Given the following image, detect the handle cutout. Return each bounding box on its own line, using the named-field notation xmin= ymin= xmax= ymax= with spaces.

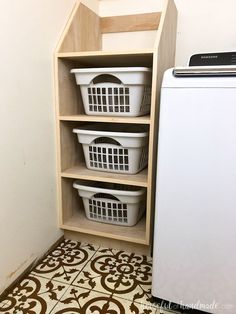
xmin=93 ymin=193 xmax=120 ymax=201
xmin=94 ymin=137 xmax=121 ymax=146
xmin=92 ymin=74 xmax=122 ymax=85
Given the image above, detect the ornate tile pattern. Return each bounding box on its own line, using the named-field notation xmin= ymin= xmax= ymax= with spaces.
xmin=32 ymin=240 xmax=98 ymax=284
xmin=0 ymin=239 xmax=177 ymax=314
xmin=0 ymin=275 xmax=68 ymax=314
xmin=73 ymin=247 xmax=153 ymax=306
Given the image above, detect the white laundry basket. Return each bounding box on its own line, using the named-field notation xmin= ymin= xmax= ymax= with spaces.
xmin=71 ymin=67 xmax=152 ymax=116
xmin=73 ymin=124 xmax=149 ymax=174
xmin=73 ymin=181 xmax=146 ymax=226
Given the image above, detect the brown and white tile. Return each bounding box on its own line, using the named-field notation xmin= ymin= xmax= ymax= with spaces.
xmin=0 ymin=275 xmax=68 ymax=314
xmin=72 ymin=247 xmax=154 ymax=307
xmin=32 ymin=239 xmax=98 ymax=284
xmin=0 ymin=239 xmax=180 ymax=314
xmin=50 ymin=285 xmax=157 ymax=314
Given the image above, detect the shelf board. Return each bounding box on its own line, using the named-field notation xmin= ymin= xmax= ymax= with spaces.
xmin=59 ymin=114 xmax=150 ymax=124
xmin=57 ymin=49 xmax=154 ymax=58
xmin=56 ymin=50 xmax=154 ymax=67
xmin=61 ymin=210 xmax=147 ymax=245
xmin=61 ymin=165 xmax=148 ymax=187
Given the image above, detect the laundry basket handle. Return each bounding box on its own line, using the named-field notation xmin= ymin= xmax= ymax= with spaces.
xmin=94 ymin=137 xmax=121 ymax=146
xmin=92 ymin=74 xmax=122 ymax=85
xmin=93 ymin=193 xmax=120 ymax=201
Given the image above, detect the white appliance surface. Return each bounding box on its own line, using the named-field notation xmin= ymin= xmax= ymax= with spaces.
xmin=152 ymin=69 xmax=236 ymax=314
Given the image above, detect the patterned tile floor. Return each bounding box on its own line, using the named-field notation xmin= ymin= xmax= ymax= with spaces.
xmin=0 ymin=239 xmax=176 ymax=314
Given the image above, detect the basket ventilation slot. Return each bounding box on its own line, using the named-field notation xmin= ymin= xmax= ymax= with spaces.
xmin=89 ymin=146 xmax=129 ymax=171
xmin=88 ymin=87 xmax=130 ymax=113
xmin=88 ymin=198 xmax=128 ymax=223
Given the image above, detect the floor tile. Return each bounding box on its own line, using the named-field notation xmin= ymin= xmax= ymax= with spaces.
xmin=50 ymin=285 xmax=157 ymax=314
xmin=0 ymin=239 xmax=181 ymax=314
xmin=32 ymin=239 xmax=98 ymax=284
xmin=72 ymin=247 xmax=154 ymax=307
xmin=0 ymin=275 xmax=68 ymax=314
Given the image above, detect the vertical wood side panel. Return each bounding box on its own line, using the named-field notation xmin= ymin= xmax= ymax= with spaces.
xmin=146 ymin=0 xmax=178 ymax=244
xmin=54 ymin=56 xmax=63 ymax=226
xmin=56 ymin=1 xmax=82 ymax=53
xmin=58 ymin=59 xmax=83 ymax=116
xmin=59 ymin=3 xmax=102 ymax=53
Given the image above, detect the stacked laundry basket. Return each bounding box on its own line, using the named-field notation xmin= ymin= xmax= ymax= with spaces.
xmin=71 ymin=67 xmax=151 ymax=226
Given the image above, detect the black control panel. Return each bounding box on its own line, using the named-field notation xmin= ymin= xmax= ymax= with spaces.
xmin=189 ymin=52 xmax=236 ymax=66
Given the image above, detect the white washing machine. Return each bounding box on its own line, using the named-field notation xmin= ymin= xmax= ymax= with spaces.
xmin=152 ymin=66 xmax=236 ymax=314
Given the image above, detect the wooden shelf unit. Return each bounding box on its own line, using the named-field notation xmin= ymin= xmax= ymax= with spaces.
xmin=54 ymin=0 xmax=177 ymax=254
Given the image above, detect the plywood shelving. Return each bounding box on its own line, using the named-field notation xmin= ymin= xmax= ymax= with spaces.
xmin=54 ymin=0 xmax=177 ymax=254
xmin=59 ymin=115 xmax=151 ymax=124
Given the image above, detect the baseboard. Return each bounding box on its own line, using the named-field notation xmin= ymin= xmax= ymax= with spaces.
xmin=0 ymin=235 xmax=64 ymax=301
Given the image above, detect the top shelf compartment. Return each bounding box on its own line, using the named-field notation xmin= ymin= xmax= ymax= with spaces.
xmin=56 ymin=0 xmax=176 ymax=54
xmin=56 ymin=52 xmax=153 ymax=117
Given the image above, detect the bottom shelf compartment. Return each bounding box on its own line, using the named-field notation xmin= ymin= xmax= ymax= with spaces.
xmin=62 ymin=210 xmax=147 ymax=244
xmin=60 ymin=177 xmax=147 ymax=245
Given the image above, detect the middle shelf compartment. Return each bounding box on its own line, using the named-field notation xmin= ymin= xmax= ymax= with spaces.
xmin=59 ymin=121 xmax=149 ymax=187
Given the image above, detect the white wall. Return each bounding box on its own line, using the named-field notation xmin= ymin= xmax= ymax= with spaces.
xmin=1 ymin=0 xmax=236 ymax=294
xmin=0 ymin=0 xmax=75 ymax=293
xmin=174 ymin=0 xmax=236 ymax=65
